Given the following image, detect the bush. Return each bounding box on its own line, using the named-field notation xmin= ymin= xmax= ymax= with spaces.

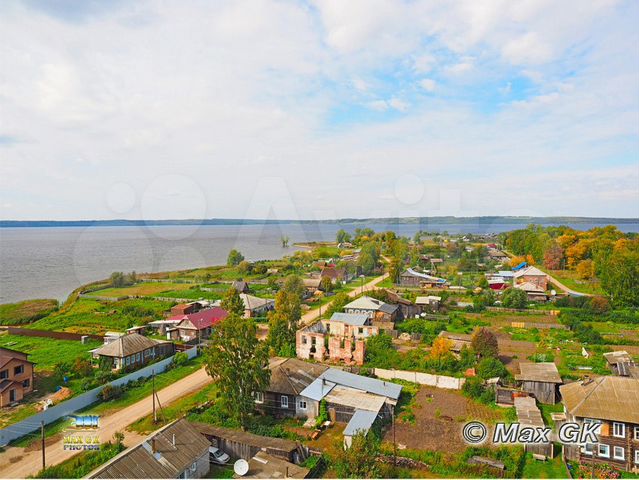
xmin=502 ymin=288 xmax=528 ymax=309
xmin=476 ymin=357 xmax=508 ymax=380
xmin=171 ymin=352 xmax=188 ymax=368
xmin=100 ymin=384 xmax=122 ymax=401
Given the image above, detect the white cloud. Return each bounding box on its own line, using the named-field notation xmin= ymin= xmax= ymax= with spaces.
xmin=419 ymin=78 xmax=437 ymax=92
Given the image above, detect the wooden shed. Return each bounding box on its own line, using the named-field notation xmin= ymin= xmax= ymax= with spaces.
xmin=515 ymin=362 xmax=563 ymax=404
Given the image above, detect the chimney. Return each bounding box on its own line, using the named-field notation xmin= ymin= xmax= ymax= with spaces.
xmin=172 ymin=434 xmax=176 ymax=446
xmin=151 ymin=438 xmax=156 ymax=453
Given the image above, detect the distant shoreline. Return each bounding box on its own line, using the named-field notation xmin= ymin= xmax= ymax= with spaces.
xmin=1 ymin=216 xmax=638 ymax=228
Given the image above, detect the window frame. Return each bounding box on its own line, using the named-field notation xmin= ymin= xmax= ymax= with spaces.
xmin=612 ymin=422 xmax=625 ymax=438
xmin=254 ymin=392 xmax=264 ymax=404
xmin=298 ymin=400 xmax=307 ymax=410
xmin=613 ymin=446 xmax=624 ymax=461
xmin=584 ymin=418 xmax=602 ymax=436
xmin=598 ymin=444 xmax=610 ymax=458
xmin=14 ymin=365 xmax=24 ymax=375
xmin=635 ymin=449 xmax=639 ymax=464
xmin=634 ymin=426 xmax=639 ymax=441
xmin=280 ymin=395 xmax=289 ymax=408
xmin=583 ymin=443 xmax=594 ymax=456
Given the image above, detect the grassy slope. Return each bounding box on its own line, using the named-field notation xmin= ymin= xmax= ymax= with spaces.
xmin=0 ymin=299 xmax=58 ymax=325
xmin=0 ymin=334 xmax=101 ymax=370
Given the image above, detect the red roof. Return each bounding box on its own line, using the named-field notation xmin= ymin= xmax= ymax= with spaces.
xmin=173 ymin=307 xmax=228 ymax=330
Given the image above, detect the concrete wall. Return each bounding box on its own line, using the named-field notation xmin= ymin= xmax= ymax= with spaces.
xmin=373 ymin=368 xmax=465 ymax=390
xmin=0 ymin=347 xmax=197 ymax=446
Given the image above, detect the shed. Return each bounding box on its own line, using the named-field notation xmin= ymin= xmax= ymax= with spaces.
xmin=238 ymin=451 xmax=309 ymax=479
xmin=515 ymin=362 xmax=562 ymax=404
xmin=343 ymin=409 xmax=379 ymax=448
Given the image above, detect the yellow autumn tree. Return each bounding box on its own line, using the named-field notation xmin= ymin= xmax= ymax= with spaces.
xmin=430 ymin=337 xmax=453 ymax=360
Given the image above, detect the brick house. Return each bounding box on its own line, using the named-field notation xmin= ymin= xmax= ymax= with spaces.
xmin=170 ymin=302 xmax=202 ymax=316
xmin=296 ymin=313 xmax=372 ymax=365
xmin=560 ymin=376 xmax=639 ymax=473
xmin=513 ymin=266 xmax=549 ymax=291
xmin=0 ymin=347 xmax=35 ymax=407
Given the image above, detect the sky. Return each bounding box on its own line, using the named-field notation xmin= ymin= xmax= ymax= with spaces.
xmin=1 ymin=0 xmax=638 ymax=221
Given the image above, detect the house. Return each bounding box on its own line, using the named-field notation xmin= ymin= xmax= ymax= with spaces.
xmin=193 ymin=423 xmax=302 ymax=464
xmin=514 ymin=266 xmax=549 ymax=291
xmin=384 ymin=290 xmax=419 ymax=319
xmin=239 ymin=294 xmax=274 ymax=318
xmin=299 ymin=368 xmax=402 ymax=447
xmin=415 ymin=295 xmax=442 ymax=311
xmin=560 ymin=376 xmax=639 ymax=473
xmin=515 ymin=362 xmax=562 ymax=404
xmin=296 ymin=313 xmax=376 ymax=365
xmin=302 ymin=278 xmax=322 ymax=294
xmin=515 ymin=282 xmax=548 ymax=302
xmin=92 ymin=333 xmax=174 ymax=371
xmin=603 ymin=351 xmax=639 ymax=378
xmin=0 ymin=347 xmax=35 ymax=407
xmin=88 ymin=419 xmax=211 ymax=479
xmin=487 ymin=277 xmax=509 ymax=291
xmin=232 ymin=280 xmax=250 ymax=293
xmin=398 ymin=268 xmax=446 ymax=288
xmin=487 ymin=249 xmax=509 ymax=261
xmin=343 ymin=296 xmax=400 ymax=324
xmin=320 ymin=266 xmax=349 ymax=284
xmin=239 ymin=451 xmax=309 ymax=479
xmin=437 ymin=331 xmax=472 ymax=353
xmin=170 ymin=302 xmax=202 ymax=317
xmin=167 ymin=307 xmax=228 ymax=342
xmin=258 ymin=357 xmax=329 ymax=419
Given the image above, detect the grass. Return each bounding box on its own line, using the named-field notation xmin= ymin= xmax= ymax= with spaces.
xmin=31 ymin=440 xmax=126 ymax=478
xmin=0 ymin=299 xmax=58 ymax=325
xmin=547 ymin=269 xmax=605 ymax=295
xmin=9 ymin=417 xmax=73 ymax=447
xmin=521 ymin=448 xmax=568 ymax=479
xmin=538 ymin=403 xmax=564 ymax=428
xmin=82 ymin=356 xmax=204 ymax=416
xmin=29 ymin=298 xmax=175 ymax=334
xmin=0 ymin=334 xmax=101 ymax=371
xmin=83 ymin=282 xmax=192 ymax=298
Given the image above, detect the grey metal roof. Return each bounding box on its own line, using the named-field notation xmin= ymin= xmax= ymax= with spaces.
xmin=299 ymin=378 xmax=336 ymax=401
xmin=93 ymin=333 xmax=166 ymax=358
xmin=320 ymin=368 xmax=402 ymax=400
xmin=343 ymin=409 xmax=379 ymax=437
xmin=329 ymin=312 xmax=369 ymax=326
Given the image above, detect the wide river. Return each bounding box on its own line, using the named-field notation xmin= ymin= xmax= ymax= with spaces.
xmin=1 ymin=221 xmax=638 ymax=304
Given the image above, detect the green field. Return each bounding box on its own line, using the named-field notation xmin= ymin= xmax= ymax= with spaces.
xmin=84 ymin=281 xmax=192 ymax=298
xmin=0 ymin=299 xmax=58 ymax=325
xmin=548 ymin=269 xmax=605 ymax=295
xmin=28 ymin=298 xmax=175 ymax=334
xmin=0 ymin=334 xmax=101 ymax=371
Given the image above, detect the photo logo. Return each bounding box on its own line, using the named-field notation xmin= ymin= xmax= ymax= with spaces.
xmin=463 ymin=422 xmax=488 ymax=445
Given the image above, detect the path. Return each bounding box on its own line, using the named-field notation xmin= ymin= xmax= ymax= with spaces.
xmin=543 ymin=270 xmax=593 ymax=297
xmin=0 ymin=368 xmax=212 ymax=478
xmin=299 ymin=271 xmax=389 ymax=327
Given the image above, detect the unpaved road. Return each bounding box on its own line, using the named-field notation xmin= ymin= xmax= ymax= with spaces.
xmin=0 ymin=367 xmax=212 ymax=479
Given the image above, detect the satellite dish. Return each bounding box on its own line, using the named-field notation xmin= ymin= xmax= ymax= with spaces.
xmin=234 ymin=459 xmax=249 ymax=477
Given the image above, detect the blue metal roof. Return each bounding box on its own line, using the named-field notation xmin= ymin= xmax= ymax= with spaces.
xmin=329 ymin=312 xmax=369 ymax=326
xmin=343 ymin=410 xmax=379 ymax=437
xmin=512 ymin=262 xmax=528 ymax=271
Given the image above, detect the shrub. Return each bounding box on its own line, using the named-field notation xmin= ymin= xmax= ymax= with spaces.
xmin=502 ymin=288 xmax=528 ymax=309
xmin=476 ymin=357 xmax=508 ymax=380
xmin=100 ymin=384 xmax=122 ymax=401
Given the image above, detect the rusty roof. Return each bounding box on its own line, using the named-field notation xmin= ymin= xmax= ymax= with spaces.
xmin=267 ymin=357 xmax=328 ymax=396
xmin=515 ymin=362 xmax=562 ymax=384
xmin=192 ymin=423 xmax=299 ymax=453
xmin=560 ymin=376 xmax=639 ymax=424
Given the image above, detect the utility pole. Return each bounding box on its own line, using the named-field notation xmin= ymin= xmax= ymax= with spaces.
xmin=41 ymin=420 xmax=45 ymax=471
xmin=392 ymin=406 xmax=396 ymax=467
xmin=152 ymin=369 xmax=156 ymax=423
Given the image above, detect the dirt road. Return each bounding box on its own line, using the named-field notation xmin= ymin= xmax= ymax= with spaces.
xmin=299 ymin=272 xmax=389 ymax=327
xmin=0 ymin=367 xmax=212 ymax=478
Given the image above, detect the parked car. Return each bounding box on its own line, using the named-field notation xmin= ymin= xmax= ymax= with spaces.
xmin=209 ymin=446 xmax=230 ymax=465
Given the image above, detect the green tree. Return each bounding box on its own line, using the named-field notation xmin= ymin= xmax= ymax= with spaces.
xmin=227 ymin=249 xmax=245 ymax=266
xmin=357 ymin=241 xmax=380 ymax=275
xmin=282 ymin=274 xmax=305 ymax=299
xmin=477 ymin=357 xmax=508 ymax=380
xmin=502 ymin=287 xmax=528 ymax=309
xmin=325 ymin=292 xmax=351 ymax=317
xmin=203 ymin=315 xmax=270 ymax=428
xmin=221 ymin=287 xmax=245 ymax=317
xmin=471 ymin=328 xmax=498 ymax=358
xmin=266 ymin=288 xmax=301 ymax=355
xmin=599 ymin=244 xmax=639 ymax=307
xmin=336 ymin=229 xmax=352 ymax=244
xmin=319 ymin=276 xmax=333 ymax=292
xmin=332 ymin=431 xmax=380 ymax=478
xmin=110 ymin=272 xmax=125 ymax=288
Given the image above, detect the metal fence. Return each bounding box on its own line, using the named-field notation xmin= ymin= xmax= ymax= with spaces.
xmin=0 ymin=346 xmax=197 ymax=446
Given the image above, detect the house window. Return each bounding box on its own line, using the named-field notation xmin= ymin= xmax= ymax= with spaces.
xmin=613 ymin=422 xmax=625 ymax=438
xmin=22 ymin=379 xmax=30 ymax=388
xmin=634 ymin=426 xmax=639 ymax=441
xmin=298 ymin=400 xmax=307 ymax=410
xmin=584 ymin=418 xmax=602 ymax=436
xmin=635 ymin=449 xmax=639 ymax=464
xmin=358 ymin=328 xmax=363 ymax=334
xmin=598 ymin=444 xmax=610 ymax=458
xmin=254 ymin=392 xmax=264 ymax=404
xmin=136 ymin=353 xmax=141 ymax=362
xmin=613 ymin=446 xmax=625 ymax=461
xmin=583 ymin=443 xmax=594 ymax=456
xmin=0 ymin=370 xmax=7 ymax=379
xmin=125 ymin=356 xmax=130 ymax=366
xmin=14 ymin=365 xmax=24 ymax=375
xmin=302 ymin=336 xmax=307 ymax=345
xmin=281 ymin=396 xmax=289 ymax=408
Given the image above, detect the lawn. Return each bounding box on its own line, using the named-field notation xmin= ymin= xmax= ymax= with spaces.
xmin=29 ymin=298 xmax=175 ymax=334
xmin=0 ymin=299 xmax=58 ymax=325
xmin=0 ymin=334 xmax=101 ymax=371
xmin=522 ymin=449 xmax=569 ymax=479
xmin=547 ymin=269 xmax=605 ymax=295
xmin=84 ymin=282 xmax=192 ymax=298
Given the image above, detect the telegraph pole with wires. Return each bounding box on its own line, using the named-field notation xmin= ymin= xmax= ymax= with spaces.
xmin=152 ymin=369 xmax=157 ymax=423
xmin=41 ymin=420 xmax=45 ymax=470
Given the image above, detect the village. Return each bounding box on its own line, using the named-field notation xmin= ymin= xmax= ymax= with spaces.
xmin=0 ymin=225 xmax=638 ymax=479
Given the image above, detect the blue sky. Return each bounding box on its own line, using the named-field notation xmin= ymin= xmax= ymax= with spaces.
xmin=0 ymin=0 xmax=638 ymax=220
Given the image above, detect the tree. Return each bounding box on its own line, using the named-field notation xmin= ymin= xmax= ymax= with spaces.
xmin=281 ymin=235 xmax=289 ymax=248
xmin=477 ymin=276 xmax=489 ymax=289
xmin=477 ymin=357 xmax=508 ymax=380
xmin=238 ymin=260 xmax=251 ymax=274
xmin=336 ymin=229 xmax=351 ymax=244
xmin=203 ymin=315 xmax=270 ymax=428
xmin=502 ymin=287 xmax=528 ymax=309
xmin=266 ymin=288 xmax=301 ymax=356
xmin=599 ymin=242 xmax=639 ymax=307
xmin=543 ymin=243 xmax=564 ymax=270
xmin=110 ymin=272 xmax=125 ymax=288
xmin=282 ymin=274 xmax=305 ymax=299
xmin=326 ymin=292 xmax=352 ymax=317
xmin=471 ymin=328 xmax=498 ymax=358
xmin=357 ymin=241 xmax=379 ymax=275
xmin=221 ymin=287 xmax=245 ymax=317
xmin=430 ymin=337 xmax=453 ymax=360
xmin=388 ymin=257 xmax=403 ymax=285
xmin=333 ymin=431 xmax=380 ymax=478
xmin=319 ymin=276 xmax=333 ymax=293
xmin=227 ymin=249 xmax=245 ymax=266
xmin=576 ymin=259 xmax=595 ymax=280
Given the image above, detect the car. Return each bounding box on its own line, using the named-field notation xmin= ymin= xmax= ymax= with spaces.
xmin=209 ymin=446 xmax=230 ymax=465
